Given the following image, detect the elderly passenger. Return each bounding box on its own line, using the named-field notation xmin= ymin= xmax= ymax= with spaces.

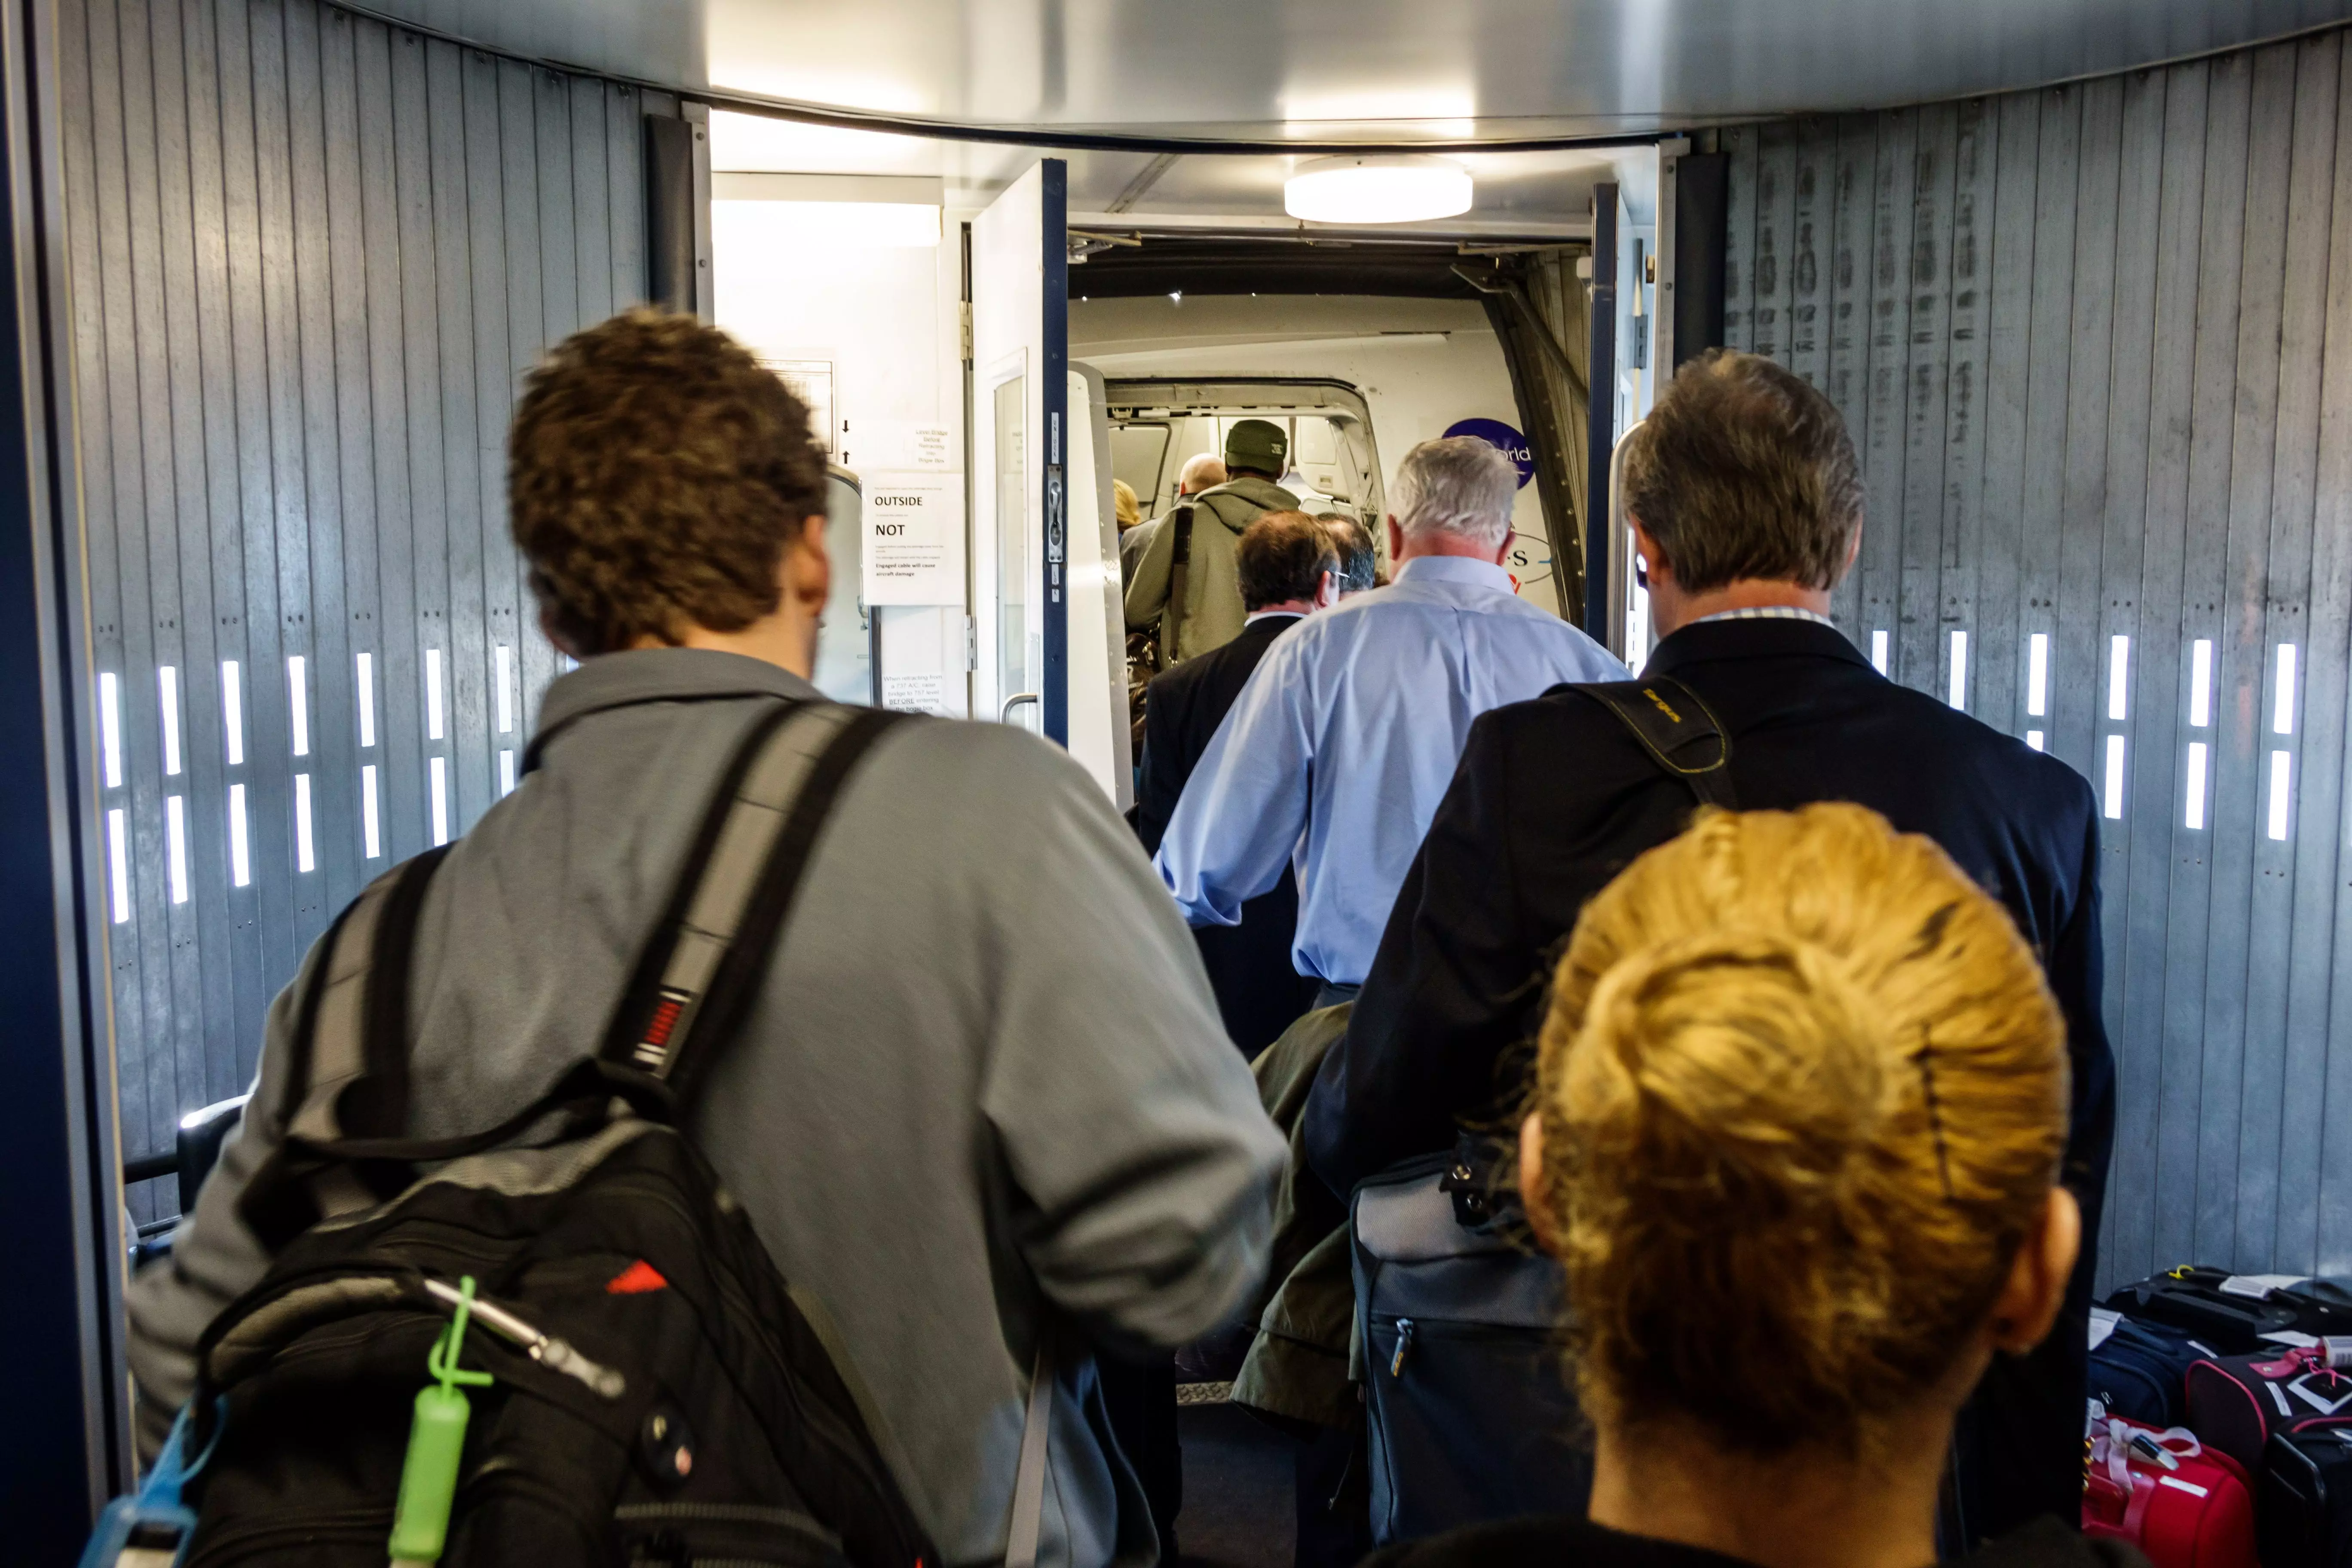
xmin=1121 ymin=451 xmax=1228 ymax=583
xmin=1153 ymin=436 xmax=1624 ymax=1003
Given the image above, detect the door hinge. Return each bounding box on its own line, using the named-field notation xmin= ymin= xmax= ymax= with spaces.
xmin=959 ymin=300 xmax=974 ymax=363
xmin=965 ymin=615 xmax=978 ymax=671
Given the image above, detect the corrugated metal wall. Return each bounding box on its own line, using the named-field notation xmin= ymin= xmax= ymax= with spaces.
xmin=64 ymin=0 xmax=674 ymax=1223
xmin=1722 ymin=26 xmax=2352 ymax=1285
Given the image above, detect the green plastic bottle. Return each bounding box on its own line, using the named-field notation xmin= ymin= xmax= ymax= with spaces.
xmin=388 ymin=1276 xmax=493 ymax=1567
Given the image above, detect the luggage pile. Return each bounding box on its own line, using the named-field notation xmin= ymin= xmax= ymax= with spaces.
xmin=2087 ymin=1266 xmax=2352 ymax=1568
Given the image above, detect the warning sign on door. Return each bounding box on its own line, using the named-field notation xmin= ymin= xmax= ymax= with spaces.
xmin=862 ymin=473 xmax=965 ymax=606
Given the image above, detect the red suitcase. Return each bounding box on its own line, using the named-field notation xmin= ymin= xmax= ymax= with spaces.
xmin=2083 ymin=1415 xmax=2257 ymax=1568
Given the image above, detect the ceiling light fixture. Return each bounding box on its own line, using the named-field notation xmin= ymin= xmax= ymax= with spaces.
xmin=1284 ymin=154 xmax=1473 ymax=225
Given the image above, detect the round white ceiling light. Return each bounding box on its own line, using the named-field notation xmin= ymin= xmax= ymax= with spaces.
xmin=1283 ymin=155 xmax=1473 ymax=225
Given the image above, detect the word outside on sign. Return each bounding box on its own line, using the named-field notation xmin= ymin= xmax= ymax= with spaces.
xmin=862 ymin=472 xmax=965 ymax=606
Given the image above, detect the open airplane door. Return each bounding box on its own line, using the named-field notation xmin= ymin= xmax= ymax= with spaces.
xmin=971 ymin=159 xmax=1131 ymax=804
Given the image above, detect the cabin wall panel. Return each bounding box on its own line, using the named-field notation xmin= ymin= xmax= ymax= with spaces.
xmin=1937 ymin=98 xmax=1993 ymax=744
xmin=1896 ymin=102 xmax=1956 ymax=703
xmin=1824 ymin=115 xmax=1879 ymax=640
xmin=2311 ymin=47 xmax=2352 ymax=1271
xmin=63 ymin=0 xmax=658 ymax=1204
xmin=2116 ymin=64 xmax=2201 ymax=1283
xmin=2271 ymin=38 xmax=2345 ymax=1274
xmin=1725 ymin=27 xmax=2352 ymax=1283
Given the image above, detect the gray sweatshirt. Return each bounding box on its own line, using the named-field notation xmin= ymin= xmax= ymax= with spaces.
xmin=126 ymin=649 xmax=1286 ymax=1568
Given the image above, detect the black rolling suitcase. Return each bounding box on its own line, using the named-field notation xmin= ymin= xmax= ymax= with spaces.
xmin=2262 ymin=1425 xmax=2352 ymax=1568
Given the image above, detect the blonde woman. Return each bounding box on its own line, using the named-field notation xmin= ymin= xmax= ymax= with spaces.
xmin=1366 ymin=804 xmax=2136 ymax=1568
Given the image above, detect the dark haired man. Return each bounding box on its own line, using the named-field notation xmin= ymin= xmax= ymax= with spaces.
xmin=1319 ymin=513 xmax=1378 ymax=597
xmin=1307 ymin=349 xmax=2112 ymax=1546
xmin=128 ymin=309 xmax=1284 ymax=1568
xmin=1136 ymin=511 xmax=1340 ymax=1052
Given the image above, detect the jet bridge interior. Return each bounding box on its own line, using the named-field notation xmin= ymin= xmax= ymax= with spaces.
xmin=9 ymin=0 xmax=2352 ymax=1549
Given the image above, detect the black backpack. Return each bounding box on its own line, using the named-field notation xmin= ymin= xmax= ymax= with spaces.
xmin=99 ymin=701 xmax=1053 ymax=1568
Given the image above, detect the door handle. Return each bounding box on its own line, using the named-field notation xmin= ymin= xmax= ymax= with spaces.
xmin=1001 ymin=692 xmax=1040 ymax=722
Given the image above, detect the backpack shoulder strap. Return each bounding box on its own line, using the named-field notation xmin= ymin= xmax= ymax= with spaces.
xmin=599 ymin=700 xmax=910 ymax=1104
xmin=1570 ymin=674 xmax=1739 ymax=810
xmin=1164 ymin=501 xmax=1196 ymax=659
xmin=241 ymin=699 xmax=908 ymax=1243
xmin=1004 ymin=1333 xmax=1055 ymax=1568
xmin=240 ymin=843 xmax=453 ymax=1240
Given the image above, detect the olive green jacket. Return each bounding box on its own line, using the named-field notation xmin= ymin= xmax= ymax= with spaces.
xmin=1122 ymin=476 xmax=1298 ymax=665
xmin=1229 ymin=1002 xmax=1361 ymax=1430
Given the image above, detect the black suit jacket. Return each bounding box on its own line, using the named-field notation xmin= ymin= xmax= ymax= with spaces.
xmin=1136 ymin=613 xmax=1319 ymax=1053
xmin=1303 ymin=617 xmax=2115 ymax=1538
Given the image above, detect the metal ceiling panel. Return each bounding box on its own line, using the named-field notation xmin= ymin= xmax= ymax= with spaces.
xmin=352 ymin=0 xmax=2352 ymax=139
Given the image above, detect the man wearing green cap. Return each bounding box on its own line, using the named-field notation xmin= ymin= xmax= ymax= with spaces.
xmin=1124 ymin=418 xmax=1301 ymax=664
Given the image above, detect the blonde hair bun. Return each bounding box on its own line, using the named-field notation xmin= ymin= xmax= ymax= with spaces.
xmin=1531 ymin=803 xmax=2067 ymax=1459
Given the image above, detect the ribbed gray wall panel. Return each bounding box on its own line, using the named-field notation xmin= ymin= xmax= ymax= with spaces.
xmin=1722 ymin=28 xmax=2352 ymax=1286
xmin=63 ymin=0 xmax=668 ymax=1222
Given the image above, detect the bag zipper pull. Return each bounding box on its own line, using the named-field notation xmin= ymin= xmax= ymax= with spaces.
xmin=1390 ymin=1319 xmax=1416 ymax=1377
xmin=389 ymin=1274 xmax=495 ymax=1567
xmin=422 ymin=1275 xmax=625 ymax=1400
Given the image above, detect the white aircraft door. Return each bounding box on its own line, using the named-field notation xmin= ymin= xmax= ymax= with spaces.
xmin=1069 ymin=361 xmax=1133 ymax=809
xmin=970 ymin=159 xmax=1129 ymax=802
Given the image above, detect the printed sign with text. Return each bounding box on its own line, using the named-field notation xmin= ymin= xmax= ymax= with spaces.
xmin=862 ymin=472 xmax=966 ymax=606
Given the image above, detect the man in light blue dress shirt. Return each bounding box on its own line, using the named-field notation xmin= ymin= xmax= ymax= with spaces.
xmin=1154 ymin=436 xmax=1626 ymax=999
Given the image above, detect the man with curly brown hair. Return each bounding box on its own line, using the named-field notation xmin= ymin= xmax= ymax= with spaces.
xmin=128 ymin=309 xmax=1285 ymax=1568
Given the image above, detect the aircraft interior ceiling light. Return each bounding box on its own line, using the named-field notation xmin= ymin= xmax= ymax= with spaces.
xmin=1283 ymin=155 xmax=1473 ymax=225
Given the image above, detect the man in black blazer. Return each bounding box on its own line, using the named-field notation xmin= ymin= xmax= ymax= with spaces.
xmin=1106 ymin=510 xmax=1340 ymax=1559
xmin=1136 ymin=510 xmax=1340 ymax=1053
xmin=1305 ymin=351 xmax=2113 ymax=1546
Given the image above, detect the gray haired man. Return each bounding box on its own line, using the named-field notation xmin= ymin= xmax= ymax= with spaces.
xmin=1154 ymin=436 xmax=1626 ymax=1004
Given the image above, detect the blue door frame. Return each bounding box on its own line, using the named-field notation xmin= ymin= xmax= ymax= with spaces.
xmin=0 ymin=1 xmax=127 ymax=1555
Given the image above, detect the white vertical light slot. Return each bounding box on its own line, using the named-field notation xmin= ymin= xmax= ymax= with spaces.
xmin=2185 ymin=742 xmax=2210 ymax=831
xmin=221 ymin=660 xmax=244 ymax=766
xmin=287 ymin=655 xmax=309 ymax=756
xmin=2269 ymin=750 xmax=2294 ymax=841
xmin=2103 ymin=735 xmax=2126 ymax=820
xmin=2275 ymin=643 xmax=2299 ymax=735
xmin=424 ymin=647 xmax=444 ymax=741
xmin=361 ymin=764 xmax=382 ymax=861
xmin=1869 ymin=629 xmax=1889 ymax=675
xmin=2189 ymin=639 xmax=2214 ymax=727
xmin=498 ymin=748 xmax=515 ymax=797
xmin=2027 ymin=633 xmax=2050 ymax=718
xmin=429 ymin=755 xmax=449 ymax=846
xmin=294 ymin=772 xmax=315 ymax=873
xmin=227 ymin=782 xmax=251 ymax=887
xmin=106 ymin=807 xmax=129 ymax=923
xmin=2027 ymin=730 xmax=2046 ymax=752
xmin=2108 ymin=634 xmax=2130 ymax=721
xmin=1947 ymin=630 xmax=1969 ymax=710
xmin=159 ymin=665 xmax=182 ymax=775
xmin=495 ymin=644 xmax=514 ymax=734
xmin=98 ymin=672 xmax=123 ymax=787
xmin=165 ymin=794 xmax=189 ymax=903
xmin=355 ymin=652 xmax=376 ymax=749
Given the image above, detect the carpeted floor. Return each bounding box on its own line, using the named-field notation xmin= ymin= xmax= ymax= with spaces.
xmin=1175 ymin=1398 xmax=1295 ymax=1568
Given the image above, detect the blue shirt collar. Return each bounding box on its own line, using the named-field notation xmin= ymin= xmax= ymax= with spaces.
xmin=1393 ymin=554 xmax=1516 ymax=594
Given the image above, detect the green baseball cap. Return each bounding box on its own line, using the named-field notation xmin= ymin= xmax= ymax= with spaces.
xmin=1225 ymin=419 xmax=1289 ymax=474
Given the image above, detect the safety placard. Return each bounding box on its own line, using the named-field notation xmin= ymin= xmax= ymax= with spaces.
xmin=862 ymin=472 xmax=965 ymax=605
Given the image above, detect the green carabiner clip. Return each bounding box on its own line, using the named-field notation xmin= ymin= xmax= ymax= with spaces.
xmin=388 ymin=1275 xmax=495 ymax=1567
